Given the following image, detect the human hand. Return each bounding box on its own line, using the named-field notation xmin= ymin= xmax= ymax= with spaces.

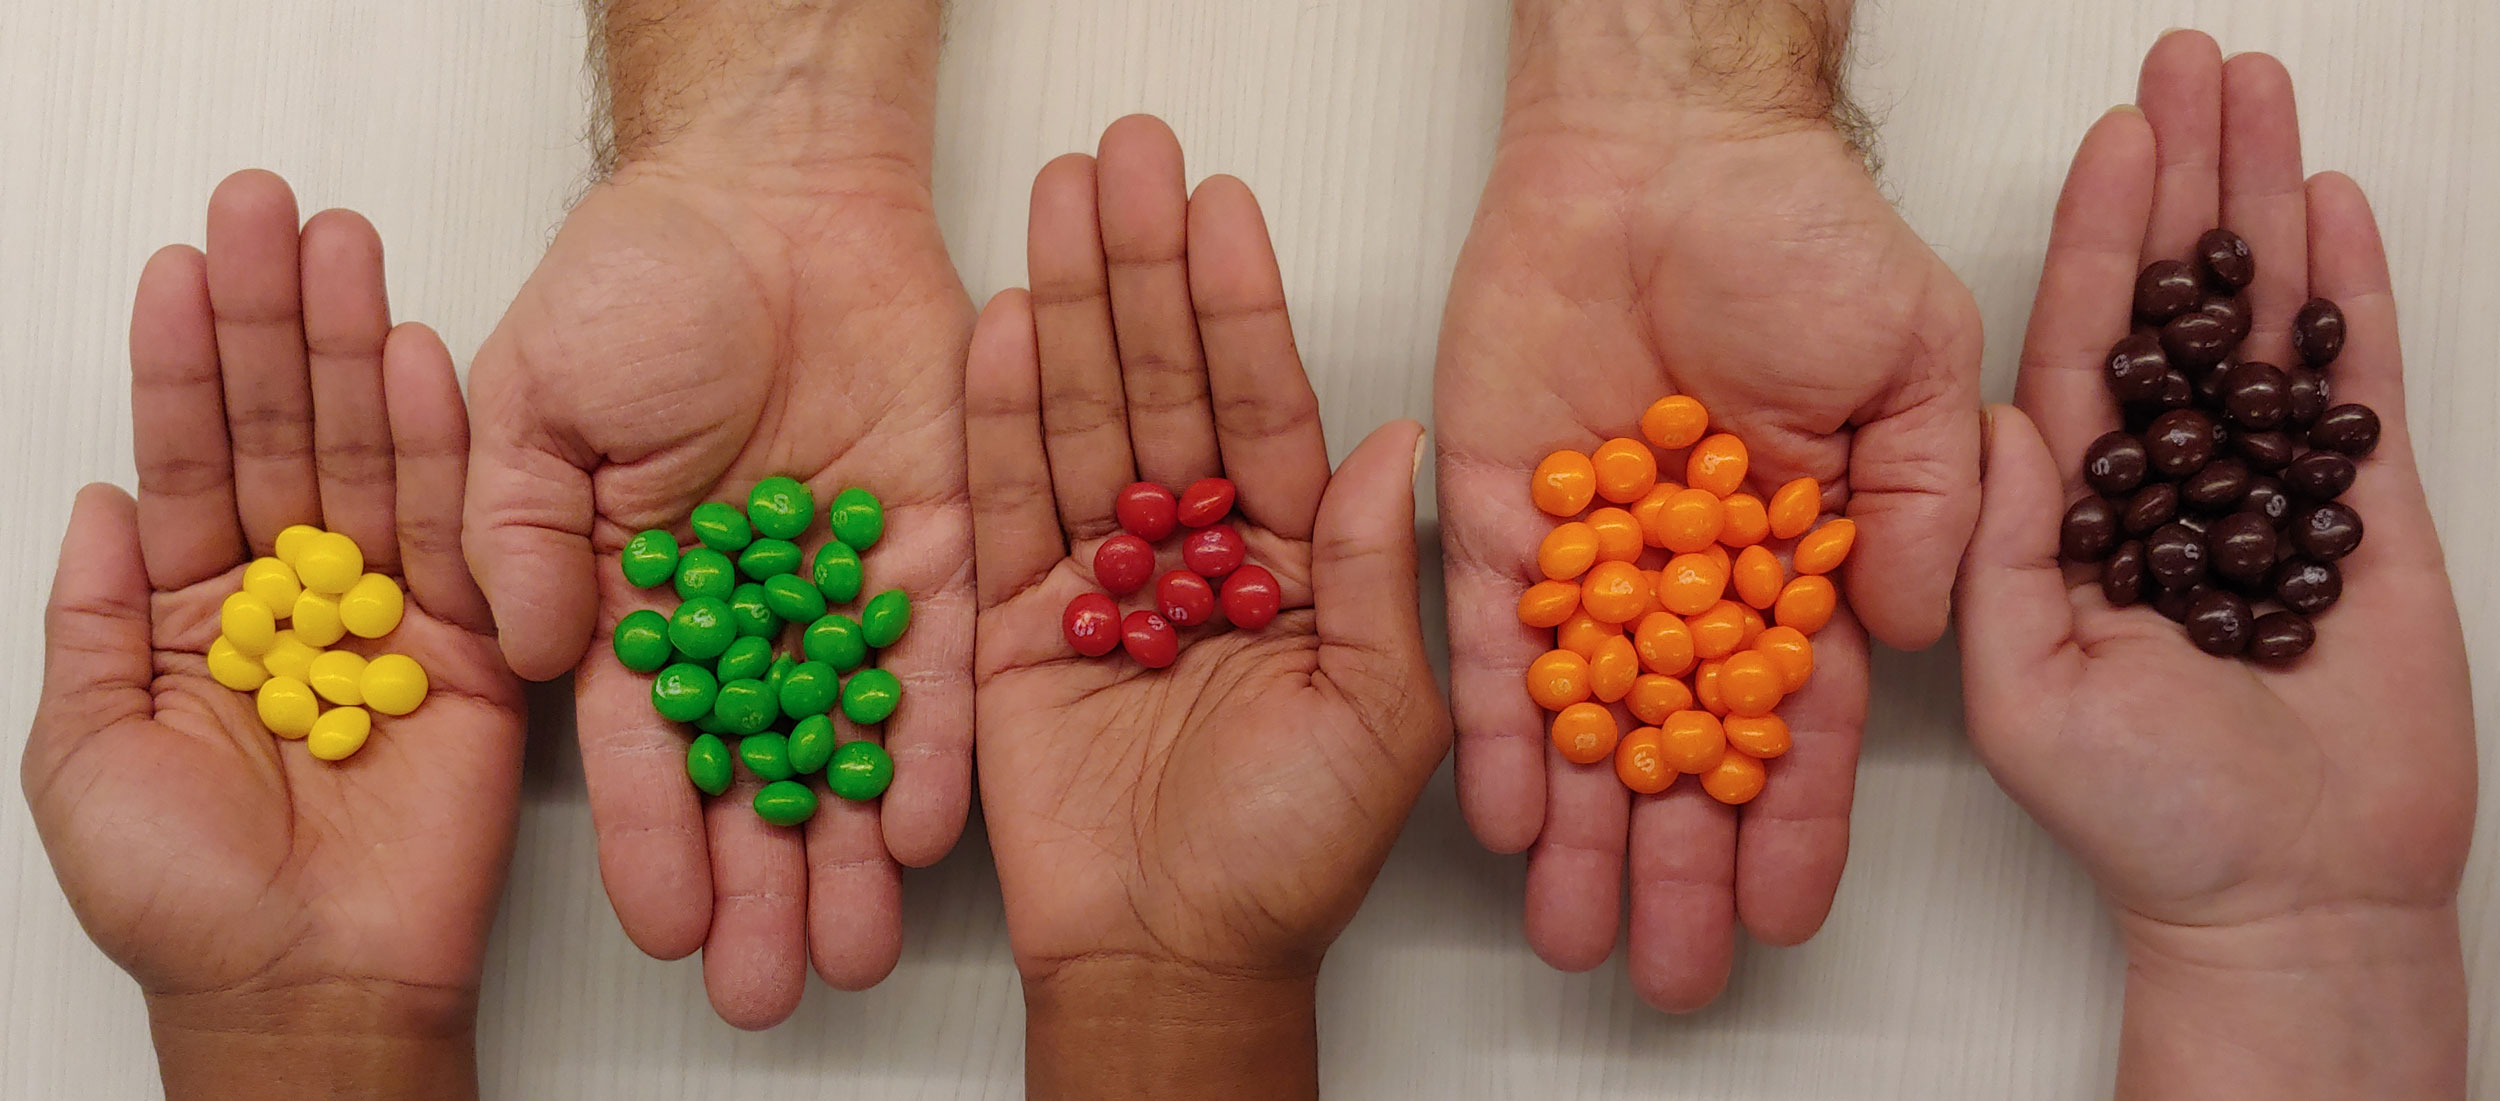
xmin=460 ymin=2 xmax=974 ymax=1024
xmin=1435 ymin=0 xmax=1983 ymax=1007
xmin=21 ymin=171 xmax=523 ymax=1098
xmin=1958 ymin=34 xmax=2470 ymax=1097
xmin=965 ymin=117 xmax=1446 ymax=1099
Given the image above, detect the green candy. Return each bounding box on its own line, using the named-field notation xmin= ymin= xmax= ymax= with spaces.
xmin=778 ymin=661 xmax=841 ymax=719
xmin=686 ymin=734 xmax=734 ymax=796
xmin=668 ymin=596 xmax=736 ymax=661
xmin=715 ymin=635 xmax=774 ymax=683
xmin=621 ymin=530 xmax=681 ymax=589
xmin=811 ymin=541 xmax=863 ymax=605
xmin=650 ymin=663 xmax=719 ymax=723
xmin=826 ymin=740 xmax=895 ymax=802
xmin=689 ymin=502 xmax=753 ymax=553
xmin=763 ymin=573 xmax=827 ymax=623
xmin=861 ymin=589 xmax=912 ymax=649
xmin=727 ymin=583 xmax=780 ymax=639
xmin=753 ymin=779 xmax=818 ymax=826
xmin=738 ymin=731 xmax=796 ymax=782
xmin=763 ymin=654 xmax=797 ymax=699
xmin=787 ymin=714 xmax=836 ymax=775
xmin=611 ymin=608 xmax=674 ymax=673
xmin=713 ymin=678 xmax=779 ymax=735
xmin=841 ymin=667 xmax=902 ymax=725
xmin=747 ymin=476 xmax=815 ymax=541
xmin=738 ymin=537 xmax=803 ymax=581
xmin=694 ymin=711 xmax=728 ymax=735
xmin=672 ymin=548 xmax=737 ymax=602
xmin=827 ymin=487 xmax=883 ymax=550
xmin=802 ymin=614 xmax=867 ymax=672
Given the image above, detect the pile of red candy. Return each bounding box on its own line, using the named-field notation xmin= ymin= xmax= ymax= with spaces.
xmin=1061 ymin=477 xmax=1281 ymax=667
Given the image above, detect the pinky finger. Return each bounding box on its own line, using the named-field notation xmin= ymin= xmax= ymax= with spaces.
xmin=381 ymin=323 xmax=491 ymax=631
xmin=1733 ymin=606 xmax=1867 ymax=946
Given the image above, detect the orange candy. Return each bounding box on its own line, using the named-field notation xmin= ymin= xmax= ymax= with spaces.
xmin=1632 ymin=611 xmax=1696 ymax=677
xmin=1793 ymin=518 xmax=1857 ymax=576
xmin=1724 ymin=714 xmax=1791 ymax=759
xmin=1532 ymin=450 xmax=1597 ymax=517
xmin=1537 ymin=522 xmax=1600 ymax=581
xmin=1719 ymin=651 xmax=1784 ymax=717
xmin=1526 ymin=649 xmax=1592 ymax=711
xmin=1754 ymin=625 xmax=1815 ymax=691
xmin=1551 ymin=702 xmax=1619 ymax=765
xmin=1686 ymin=433 xmax=1749 ymax=497
xmin=1702 ymin=543 xmax=1731 ymax=576
xmin=1656 ymin=552 xmax=1728 ymax=616
xmin=1590 ymin=438 xmax=1659 ymax=504
xmin=1625 ymin=673 xmax=1695 ymax=725
xmin=1693 ymin=659 xmax=1727 ymax=715
xmin=1627 ymin=483 xmax=1681 ymax=545
xmin=1640 ymin=395 xmax=1710 ymax=450
xmin=1687 ymin=600 xmax=1750 ymax=660
xmin=1773 ymin=575 xmax=1838 ymax=634
xmin=1580 ymin=560 xmax=1649 ymax=624
xmin=1738 ymin=604 xmax=1766 ymax=649
xmin=1731 ymin=544 xmax=1786 ymax=610
xmin=1767 ymin=477 xmax=1821 ymax=540
xmin=1648 ymin=487 xmax=1725 ymax=554
xmin=1639 ymin=569 xmax=1671 ymax=619
xmin=1718 ymin=493 xmax=1770 ymax=547
xmin=1517 ymin=580 xmax=1581 ymax=629
xmin=1556 ymin=612 xmax=1616 ymax=659
xmin=1585 ymin=507 xmax=1645 ymax=563
xmin=1700 ymin=749 xmax=1767 ymax=805
xmin=1658 ymin=710 xmax=1727 ymax=773
xmin=1614 ymin=727 xmax=1676 ymax=794
xmin=1589 ymin=635 xmax=1640 ymax=703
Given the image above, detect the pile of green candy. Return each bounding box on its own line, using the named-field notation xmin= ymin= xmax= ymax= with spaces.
xmin=612 ymin=476 xmax=907 ymax=827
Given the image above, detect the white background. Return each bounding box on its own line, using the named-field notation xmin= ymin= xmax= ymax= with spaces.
xmin=3 ymin=1 xmax=2493 ymax=1097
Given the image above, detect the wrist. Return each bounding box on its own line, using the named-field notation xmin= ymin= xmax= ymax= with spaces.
xmin=1022 ymin=955 xmax=1321 ymax=1101
xmin=146 ymin=979 xmax=478 ymax=1101
xmin=2114 ymin=903 xmax=2466 ymax=1100
xmin=1504 ymin=0 xmax=1862 ymax=149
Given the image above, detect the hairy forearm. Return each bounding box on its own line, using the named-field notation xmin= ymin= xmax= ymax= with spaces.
xmin=592 ymin=0 xmax=945 ymax=173
xmin=1022 ymin=958 xmax=1321 ymax=1100
xmin=1506 ymin=0 xmax=1864 ymax=144
xmin=2114 ymin=905 xmax=2468 ymax=1100
xmin=149 ymin=981 xmax=479 ymax=1101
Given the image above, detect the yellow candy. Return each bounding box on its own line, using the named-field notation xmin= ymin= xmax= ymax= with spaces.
xmin=292 ymin=590 xmax=346 ymax=646
xmin=242 ymin=557 xmax=302 ymax=612
xmin=306 ymin=706 xmax=372 ymax=761
xmin=340 ymin=573 xmax=405 ymax=639
xmin=307 ymin=650 xmax=368 ymax=706
xmin=219 ymin=592 xmax=278 ymax=656
xmin=256 ymin=677 xmax=319 ymax=739
xmin=273 ymin=524 xmax=324 ymax=566
xmin=296 ymin=532 xmax=364 ymax=595
xmin=206 ymin=636 xmax=269 ymax=692
xmin=262 ymin=631 xmax=321 ymax=683
xmin=361 ymin=653 xmax=429 ymax=717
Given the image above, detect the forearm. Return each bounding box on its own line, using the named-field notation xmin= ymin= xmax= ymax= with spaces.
xmin=593 ymin=0 xmax=945 ymax=173
xmin=1022 ymin=958 xmax=1321 ymax=1101
xmin=1506 ymin=0 xmax=1860 ymax=139
xmin=2114 ymin=905 xmax=2467 ymax=1100
xmin=148 ymin=982 xmax=479 ymax=1101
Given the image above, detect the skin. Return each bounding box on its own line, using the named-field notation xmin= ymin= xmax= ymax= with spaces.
xmin=966 ymin=117 xmax=1448 ymax=1099
xmin=460 ymin=0 xmax=973 ymax=1026
xmin=1961 ymin=34 xmax=2471 ymax=1098
xmin=21 ymin=171 xmax=524 ymax=1100
xmin=1436 ymin=0 xmax=1983 ymax=1009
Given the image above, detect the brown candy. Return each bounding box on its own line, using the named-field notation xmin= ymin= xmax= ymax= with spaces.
xmin=2146 ymin=409 xmax=2218 ymax=478
xmin=2272 ymin=558 xmax=2342 ymax=615
xmin=2248 ymin=610 xmax=2316 ymax=664
xmin=2207 ymin=512 xmax=2278 ymax=583
xmin=2084 ymin=431 xmax=2151 ymax=496
xmin=2283 ymin=366 xmax=2330 ymax=427
xmin=2309 ymin=403 xmax=2382 ymax=457
xmin=2105 ymin=333 xmax=2172 ymax=404
xmin=2292 ymin=298 xmax=2346 ymax=366
xmin=2060 ymin=497 xmax=2121 ymax=562
xmin=2124 ymin=482 xmax=2181 ymax=535
xmin=2181 ymin=458 xmax=2252 ymax=513
xmin=2160 ymin=310 xmax=2236 ymax=372
xmin=2196 ymin=228 xmax=2255 ymax=290
xmin=2185 ymin=589 xmax=2255 ymax=656
xmin=2102 ymin=540 xmax=2148 ymax=607
xmin=2145 ymin=522 xmax=2209 ymax=590
xmin=2218 ymin=361 xmax=2288 ymax=430
xmin=2134 ymin=260 xmax=2205 ymax=322
xmin=2201 ymin=296 xmax=2253 ymax=348
xmin=2283 ymin=451 xmax=2356 ymax=500
xmin=2291 ymin=501 xmax=2364 ymax=561
xmin=2232 ymin=429 xmax=2297 ymax=471
xmin=2240 ymin=476 xmax=2293 ymax=527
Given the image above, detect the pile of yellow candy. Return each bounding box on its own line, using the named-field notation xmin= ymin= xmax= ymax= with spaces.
xmin=206 ymin=524 xmax=428 ymax=761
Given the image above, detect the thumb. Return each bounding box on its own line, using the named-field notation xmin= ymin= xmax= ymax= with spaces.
xmin=1310 ymin=419 xmax=1445 ymax=772
xmin=1954 ymin=405 xmax=2084 ymax=742
xmin=29 ymin=485 xmax=155 ymax=785
xmin=462 ymin=335 xmax=600 ymax=682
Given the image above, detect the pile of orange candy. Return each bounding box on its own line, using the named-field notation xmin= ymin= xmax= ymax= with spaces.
xmin=1518 ymin=395 xmax=1852 ymax=805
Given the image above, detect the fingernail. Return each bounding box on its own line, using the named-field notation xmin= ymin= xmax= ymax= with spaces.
xmin=1978 ymin=405 xmax=2001 ymax=480
xmin=2157 ymin=26 xmax=2192 ymax=41
xmin=1410 ymin=429 xmax=1430 ymax=483
xmin=2106 ymin=104 xmax=2144 ymax=117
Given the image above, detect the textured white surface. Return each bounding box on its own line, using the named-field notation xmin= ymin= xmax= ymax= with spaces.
xmin=2 ymin=1 xmax=2491 ymax=1097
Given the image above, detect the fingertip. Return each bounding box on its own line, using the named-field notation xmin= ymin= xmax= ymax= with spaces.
xmin=300 ymin=207 xmax=383 ymax=261
xmin=1031 ymin=153 xmax=1098 ymax=210
xmin=1097 ymin=113 xmax=1182 ymax=165
xmin=209 ymin=168 xmax=298 ymax=220
xmin=1630 ymin=950 xmax=1732 ymax=1015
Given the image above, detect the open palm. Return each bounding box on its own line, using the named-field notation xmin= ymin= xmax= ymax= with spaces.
xmin=23 ymin=172 xmax=524 ymax=1016
xmin=461 ymin=157 xmax=976 ymax=1025
xmin=965 ymin=119 xmax=1445 ymax=983
xmin=1437 ymin=105 xmax=1983 ymax=1007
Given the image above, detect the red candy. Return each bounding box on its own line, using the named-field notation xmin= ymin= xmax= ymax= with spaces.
xmin=1177 ymin=477 xmax=1237 ymax=527
xmin=1062 ymin=592 xmax=1121 ymax=656
xmin=1122 ymin=610 xmax=1179 ymax=668
xmin=1092 ymin=533 xmax=1156 ymax=595
xmin=1115 ymin=481 xmax=1179 ymax=541
xmin=1218 ymin=564 xmax=1281 ymax=629
xmin=1155 ymin=570 xmax=1217 ymax=627
xmin=1182 ymin=525 xmax=1246 ymax=579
